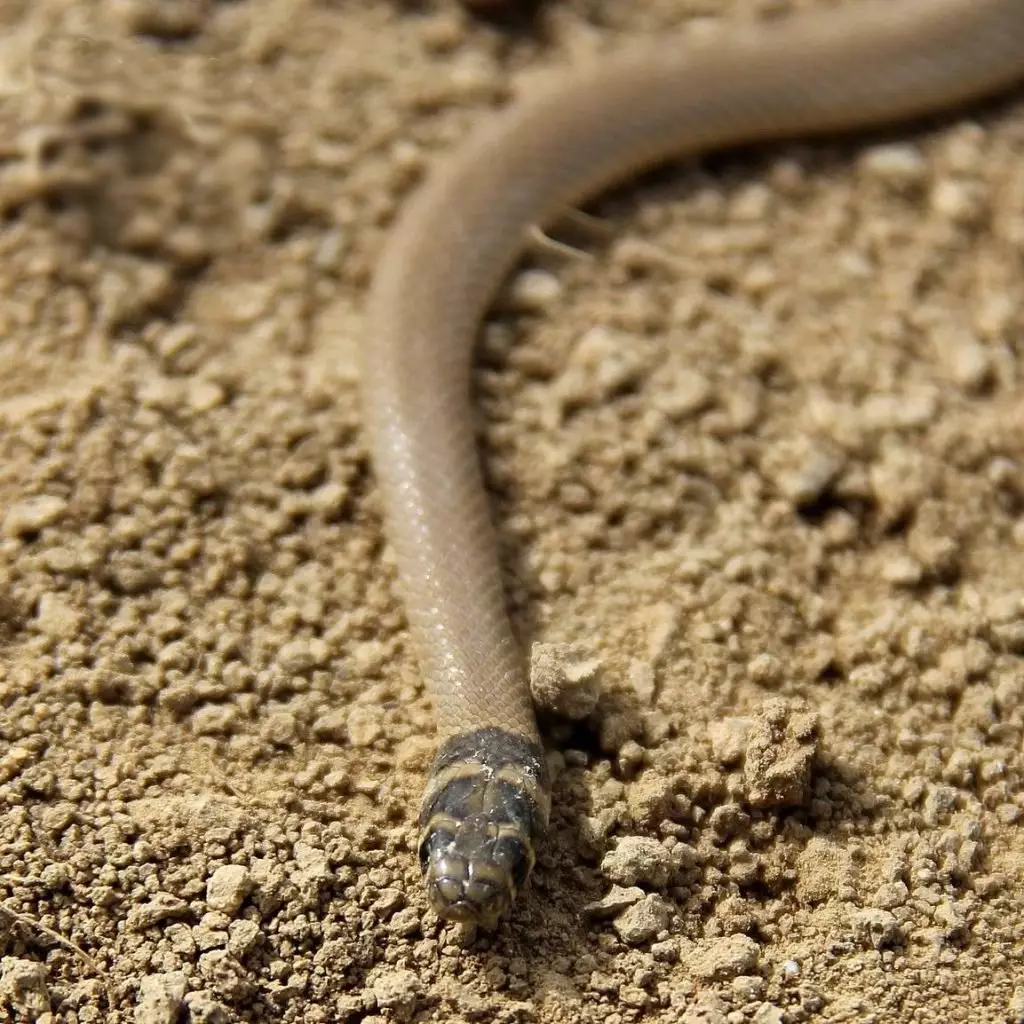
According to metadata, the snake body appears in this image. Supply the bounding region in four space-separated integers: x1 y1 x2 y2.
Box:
359 0 1024 926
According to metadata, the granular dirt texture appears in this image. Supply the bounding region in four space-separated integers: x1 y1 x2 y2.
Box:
1 1 1023 1022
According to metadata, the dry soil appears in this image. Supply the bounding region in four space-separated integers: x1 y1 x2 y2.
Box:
1 1 1023 1022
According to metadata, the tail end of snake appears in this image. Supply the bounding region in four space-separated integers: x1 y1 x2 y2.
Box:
418 728 551 927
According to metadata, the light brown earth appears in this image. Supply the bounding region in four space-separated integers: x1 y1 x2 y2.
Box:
1 1 1023 1021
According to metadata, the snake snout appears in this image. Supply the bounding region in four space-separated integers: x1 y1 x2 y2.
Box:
420 815 531 927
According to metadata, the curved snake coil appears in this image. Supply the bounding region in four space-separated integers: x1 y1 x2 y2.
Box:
359 0 1024 927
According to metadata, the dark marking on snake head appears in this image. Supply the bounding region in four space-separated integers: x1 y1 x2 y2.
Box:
418 727 549 927
492 832 532 890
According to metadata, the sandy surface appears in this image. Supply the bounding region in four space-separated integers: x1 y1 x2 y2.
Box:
1 0 1023 1021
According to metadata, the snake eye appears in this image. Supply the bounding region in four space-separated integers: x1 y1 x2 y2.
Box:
419 824 455 871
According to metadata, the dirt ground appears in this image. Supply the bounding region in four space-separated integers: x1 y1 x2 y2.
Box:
1 0 1023 1021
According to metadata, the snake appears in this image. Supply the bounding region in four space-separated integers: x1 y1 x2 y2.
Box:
358 0 1024 928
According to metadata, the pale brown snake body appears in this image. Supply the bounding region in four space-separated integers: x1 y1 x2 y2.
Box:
359 0 1024 926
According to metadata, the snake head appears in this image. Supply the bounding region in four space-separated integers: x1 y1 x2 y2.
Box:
417 727 551 928
419 813 533 928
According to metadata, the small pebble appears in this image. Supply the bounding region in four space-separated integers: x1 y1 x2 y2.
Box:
881 554 924 586
859 143 928 188
942 331 992 391
530 642 602 719
206 865 253 915
851 908 903 950
583 884 646 920
708 717 753 766
370 968 422 1022
507 268 563 311
613 893 672 945
0 959 51 1017
930 178 985 224
3 495 67 537
694 935 761 980
601 836 674 888
347 705 384 746
312 708 348 743
134 972 187 1024
35 593 82 639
